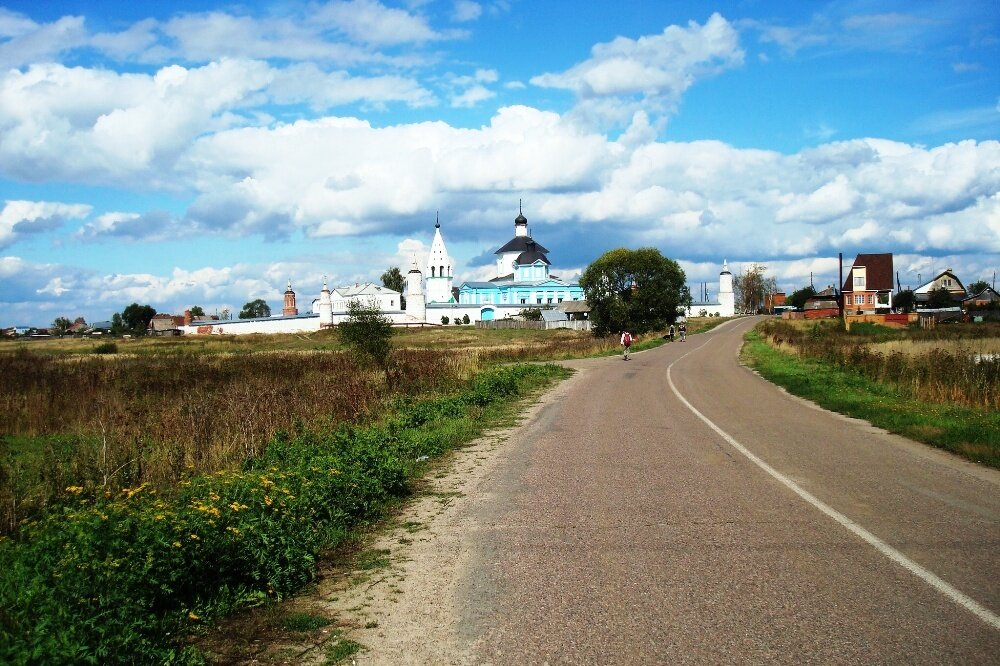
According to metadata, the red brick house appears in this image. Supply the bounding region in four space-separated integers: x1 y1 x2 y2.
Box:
842 253 894 314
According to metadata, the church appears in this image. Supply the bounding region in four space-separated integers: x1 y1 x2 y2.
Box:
406 206 585 324
180 206 585 334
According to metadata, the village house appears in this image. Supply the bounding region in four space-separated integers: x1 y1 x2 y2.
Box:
841 253 894 314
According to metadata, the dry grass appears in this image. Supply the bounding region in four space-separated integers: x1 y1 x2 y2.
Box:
757 319 1000 411
870 337 1000 357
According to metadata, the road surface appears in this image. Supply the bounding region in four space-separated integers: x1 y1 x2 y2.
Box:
351 316 1000 665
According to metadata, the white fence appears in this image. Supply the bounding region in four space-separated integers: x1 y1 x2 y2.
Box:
476 320 591 331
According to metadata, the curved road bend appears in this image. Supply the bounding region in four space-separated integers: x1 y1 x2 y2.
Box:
459 316 1000 664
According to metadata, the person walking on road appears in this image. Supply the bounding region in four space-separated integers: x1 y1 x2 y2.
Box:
621 330 632 360
668 324 675 342
679 321 687 342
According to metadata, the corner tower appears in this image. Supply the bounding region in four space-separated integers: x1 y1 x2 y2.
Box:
282 280 298 316
406 255 426 322
426 213 454 303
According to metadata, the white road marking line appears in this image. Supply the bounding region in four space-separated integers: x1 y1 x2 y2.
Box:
665 343 1000 632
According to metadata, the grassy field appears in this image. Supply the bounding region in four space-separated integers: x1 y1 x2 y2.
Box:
744 320 1000 468
0 321 728 536
0 363 569 664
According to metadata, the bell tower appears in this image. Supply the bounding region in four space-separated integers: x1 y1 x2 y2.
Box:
282 280 298 316
426 212 454 303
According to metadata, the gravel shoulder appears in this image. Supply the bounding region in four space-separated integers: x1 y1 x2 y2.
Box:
251 366 589 665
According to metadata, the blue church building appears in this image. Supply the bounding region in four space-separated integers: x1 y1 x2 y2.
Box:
457 207 585 310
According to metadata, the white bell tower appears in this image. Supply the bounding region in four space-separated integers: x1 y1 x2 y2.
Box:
718 260 735 316
426 213 454 303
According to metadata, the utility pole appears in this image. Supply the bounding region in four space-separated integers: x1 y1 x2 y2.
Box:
838 252 844 319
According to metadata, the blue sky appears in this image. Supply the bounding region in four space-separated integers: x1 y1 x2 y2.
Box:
1 0 997 326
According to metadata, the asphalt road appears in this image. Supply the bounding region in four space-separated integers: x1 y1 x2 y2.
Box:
461 317 1000 665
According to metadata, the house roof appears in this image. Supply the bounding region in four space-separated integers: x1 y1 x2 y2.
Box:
556 300 590 313
334 282 399 297
963 286 1000 303
913 269 966 295
515 248 551 265
540 309 567 322
842 253 894 292
495 236 549 255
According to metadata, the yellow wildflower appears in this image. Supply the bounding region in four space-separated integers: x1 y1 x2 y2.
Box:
65 486 84 494
172 541 182 548
264 495 272 506
189 533 200 541
188 612 199 621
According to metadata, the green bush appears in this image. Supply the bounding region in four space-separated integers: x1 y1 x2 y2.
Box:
0 364 564 664
93 342 118 354
338 301 392 367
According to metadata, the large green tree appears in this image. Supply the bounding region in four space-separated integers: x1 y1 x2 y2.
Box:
189 305 206 318
339 299 393 366
381 266 406 308
121 303 156 336
579 247 686 335
787 285 817 310
239 299 271 319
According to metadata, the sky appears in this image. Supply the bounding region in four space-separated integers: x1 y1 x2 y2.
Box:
1 0 998 327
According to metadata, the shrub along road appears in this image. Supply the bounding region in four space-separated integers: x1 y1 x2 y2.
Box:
348 317 999 664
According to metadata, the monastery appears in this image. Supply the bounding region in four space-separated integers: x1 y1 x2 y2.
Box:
179 207 586 335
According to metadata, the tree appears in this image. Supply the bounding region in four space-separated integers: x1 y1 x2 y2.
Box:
579 247 686 335
239 299 271 319
339 299 393 366
462 314 470 324
111 313 124 336
788 285 817 310
381 266 407 309
894 289 915 313
51 317 72 336
520 307 543 321
189 305 205 317
441 316 450 325
927 286 956 309
968 280 990 295
121 303 156 336
733 264 777 314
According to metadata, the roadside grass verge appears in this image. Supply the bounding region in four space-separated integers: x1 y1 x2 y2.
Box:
0 363 570 665
742 329 1000 468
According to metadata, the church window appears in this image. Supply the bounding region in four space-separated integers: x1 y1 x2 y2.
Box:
440 265 444 278
536 296 542 304
520 298 526 304
431 266 436 277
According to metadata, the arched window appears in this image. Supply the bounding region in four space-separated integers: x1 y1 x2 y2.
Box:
431 266 436 277
440 265 444 278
